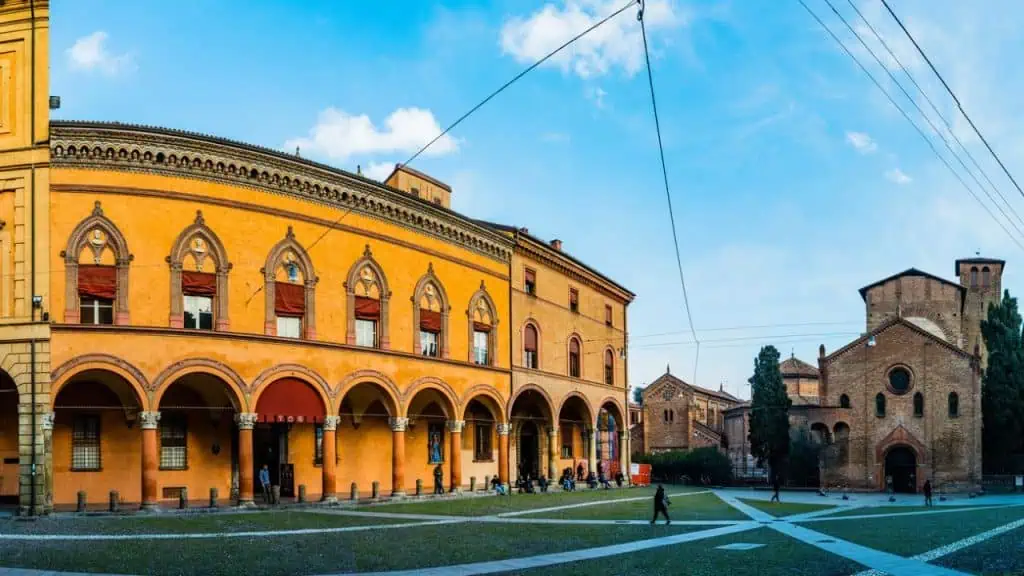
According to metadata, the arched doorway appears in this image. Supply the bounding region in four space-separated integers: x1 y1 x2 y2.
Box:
518 421 539 479
337 379 400 496
557 394 593 479
0 371 17 504
597 399 626 479
462 393 502 489
253 377 327 500
885 446 917 493
405 384 457 492
508 387 554 483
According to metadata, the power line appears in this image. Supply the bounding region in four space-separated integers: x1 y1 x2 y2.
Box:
795 0 1024 252
638 0 701 385
880 0 1024 207
401 0 638 168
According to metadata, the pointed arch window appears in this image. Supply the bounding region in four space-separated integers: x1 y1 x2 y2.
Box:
524 323 539 369
569 336 581 378
263 227 317 339
62 201 132 325
412 264 449 358
468 282 499 366
604 349 614 385
345 244 390 349
168 211 231 331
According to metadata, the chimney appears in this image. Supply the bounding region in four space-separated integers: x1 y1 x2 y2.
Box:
550 239 562 251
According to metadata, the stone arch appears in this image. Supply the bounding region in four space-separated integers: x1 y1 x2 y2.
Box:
344 244 392 348
556 391 595 427
507 383 556 423
460 385 507 424
597 396 626 430
466 281 500 366
50 354 151 409
250 364 332 414
151 359 248 412
567 332 583 379
262 227 318 339
403 377 459 420
336 370 401 418
810 422 832 445
60 201 133 324
411 263 450 358
167 210 233 330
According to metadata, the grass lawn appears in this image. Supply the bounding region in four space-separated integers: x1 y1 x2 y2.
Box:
507 528 861 576
523 492 747 522
809 505 1024 557
936 524 1024 575
737 498 836 518
0 521 703 575
0 511 412 535
374 485 678 516
819 505 994 518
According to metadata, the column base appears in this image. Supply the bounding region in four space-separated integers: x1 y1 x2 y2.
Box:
391 490 407 498
321 495 338 504
139 502 161 513
449 487 461 494
236 499 257 509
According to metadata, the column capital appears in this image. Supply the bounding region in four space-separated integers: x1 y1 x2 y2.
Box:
547 425 559 436
139 411 161 430
447 420 465 433
618 429 628 439
389 417 409 432
40 412 55 431
323 415 341 431
235 412 259 430
497 423 512 436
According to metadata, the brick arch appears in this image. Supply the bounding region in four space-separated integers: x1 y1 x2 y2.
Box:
151 358 248 412
167 210 233 330
49 354 150 410
597 396 626 430
250 364 332 414
336 369 401 417
466 281 500 366
403 376 459 419
556 391 594 426
411 263 450 357
60 201 133 324
262 226 318 338
460 385 507 424
344 244 392 348
507 383 555 422
875 424 928 490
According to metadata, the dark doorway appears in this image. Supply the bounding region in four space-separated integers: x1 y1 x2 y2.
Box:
517 421 539 480
885 446 917 493
253 423 291 496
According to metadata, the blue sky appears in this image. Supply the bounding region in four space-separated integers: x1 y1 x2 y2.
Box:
52 1 1024 399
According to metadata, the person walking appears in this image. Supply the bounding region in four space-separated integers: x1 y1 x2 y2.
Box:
433 464 445 495
923 479 933 507
770 472 781 503
259 464 272 504
650 484 671 525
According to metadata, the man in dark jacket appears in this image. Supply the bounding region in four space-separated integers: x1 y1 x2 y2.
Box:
923 479 933 507
770 473 781 503
651 484 671 525
433 464 444 494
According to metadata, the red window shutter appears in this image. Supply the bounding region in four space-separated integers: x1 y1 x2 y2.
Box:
274 282 305 315
78 265 117 299
420 309 442 332
570 289 578 305
473 321 491 333
182 271 217 296
570 338 580 355
354 296 380 320
525 268 536 284
605 349 613 368
524 325 538 351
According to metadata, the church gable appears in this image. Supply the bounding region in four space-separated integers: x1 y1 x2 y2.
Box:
823 317 974 367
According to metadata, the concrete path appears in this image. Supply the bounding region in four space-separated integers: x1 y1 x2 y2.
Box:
496 490 708 517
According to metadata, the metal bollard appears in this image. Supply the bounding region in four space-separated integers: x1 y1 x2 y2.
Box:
470 476 476 492
77 491 87 513
371 481 380 499
485 475 491 491
416 479 423 496
179 488 189 510
209 487 218 508
272 485 281 505
298 484 307 504
109 490 119 513
350 482 358 501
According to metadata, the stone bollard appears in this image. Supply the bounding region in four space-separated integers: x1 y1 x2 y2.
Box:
77 491 87 513
209 488 219 508
109 490 119 513
298 484 307 504
416 479 423 496
272 485 281 505
371 481 379 499
470 477 476 492
350 482 358 501
179 488 189 510
485 475 491 491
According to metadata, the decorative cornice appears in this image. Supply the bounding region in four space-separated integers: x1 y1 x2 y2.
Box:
50 122 512 262
514 234 634 303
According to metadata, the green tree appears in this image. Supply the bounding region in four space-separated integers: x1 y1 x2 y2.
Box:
632 385 645 406
748 345 792 477
981 290 1024 473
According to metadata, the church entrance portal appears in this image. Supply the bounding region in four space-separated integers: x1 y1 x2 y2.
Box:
885 446 917 493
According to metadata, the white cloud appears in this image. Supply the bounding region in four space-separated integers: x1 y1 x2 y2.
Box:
364 162 395 182
885 168 912 184
66 31 134 76
845 131 878 154
285 107 457 161
500 0 687 78
585 86 608 108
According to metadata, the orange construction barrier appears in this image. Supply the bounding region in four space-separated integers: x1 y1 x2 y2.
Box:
630 463 651 486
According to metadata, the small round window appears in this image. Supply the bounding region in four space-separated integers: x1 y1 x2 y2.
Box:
888 367 911 395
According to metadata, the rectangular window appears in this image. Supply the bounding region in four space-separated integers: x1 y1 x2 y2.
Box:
524 350 537 369
183 295 214 330
473 330 488 365
80 297 114 325
160 413 188 470
561 424 573 458
277 315 301 338
605 363 614 385
569 288 579 313
355 319 378 347
474 422 493 461
71 414 101 471
314 424 324 466
420 330 439 357
524 268 536 295
605 305 613 326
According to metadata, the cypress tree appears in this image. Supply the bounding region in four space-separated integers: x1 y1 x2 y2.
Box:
980 290 1024 473
748 345 792 477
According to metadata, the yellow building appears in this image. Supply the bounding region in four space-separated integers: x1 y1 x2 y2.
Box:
0 1 633 514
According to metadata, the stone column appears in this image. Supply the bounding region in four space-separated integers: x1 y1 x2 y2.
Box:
448 420 464 492
390 417 408 497
547 426 559 480
619 430 629 485
236 413 258 506
322 416 340 502
497 423 511 485
587 427 597 474
40 412 55 513
140 411 161 511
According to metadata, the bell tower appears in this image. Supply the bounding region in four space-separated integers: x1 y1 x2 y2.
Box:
956 257 1004 367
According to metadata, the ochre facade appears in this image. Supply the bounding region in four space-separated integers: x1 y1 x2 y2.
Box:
0 2 633 513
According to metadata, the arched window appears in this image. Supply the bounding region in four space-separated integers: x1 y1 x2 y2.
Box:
913 392 924 417
168 211 231 331
833 422 851 465
982 266 991 288
62 201 132 325
468 282 499 366
888 366 912 395
875 393 886 417
412 264 449 358
948 392 959 417
523 323 539 369
345 244 391 349
263 226 317 339
568 336 582 378
663 409 668 423
839 394 851 409
604 349 614 385
970 266 978 288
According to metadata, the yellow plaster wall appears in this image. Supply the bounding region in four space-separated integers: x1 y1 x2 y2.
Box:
154 413 233 502
52 410 142 505
337 415 392 494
